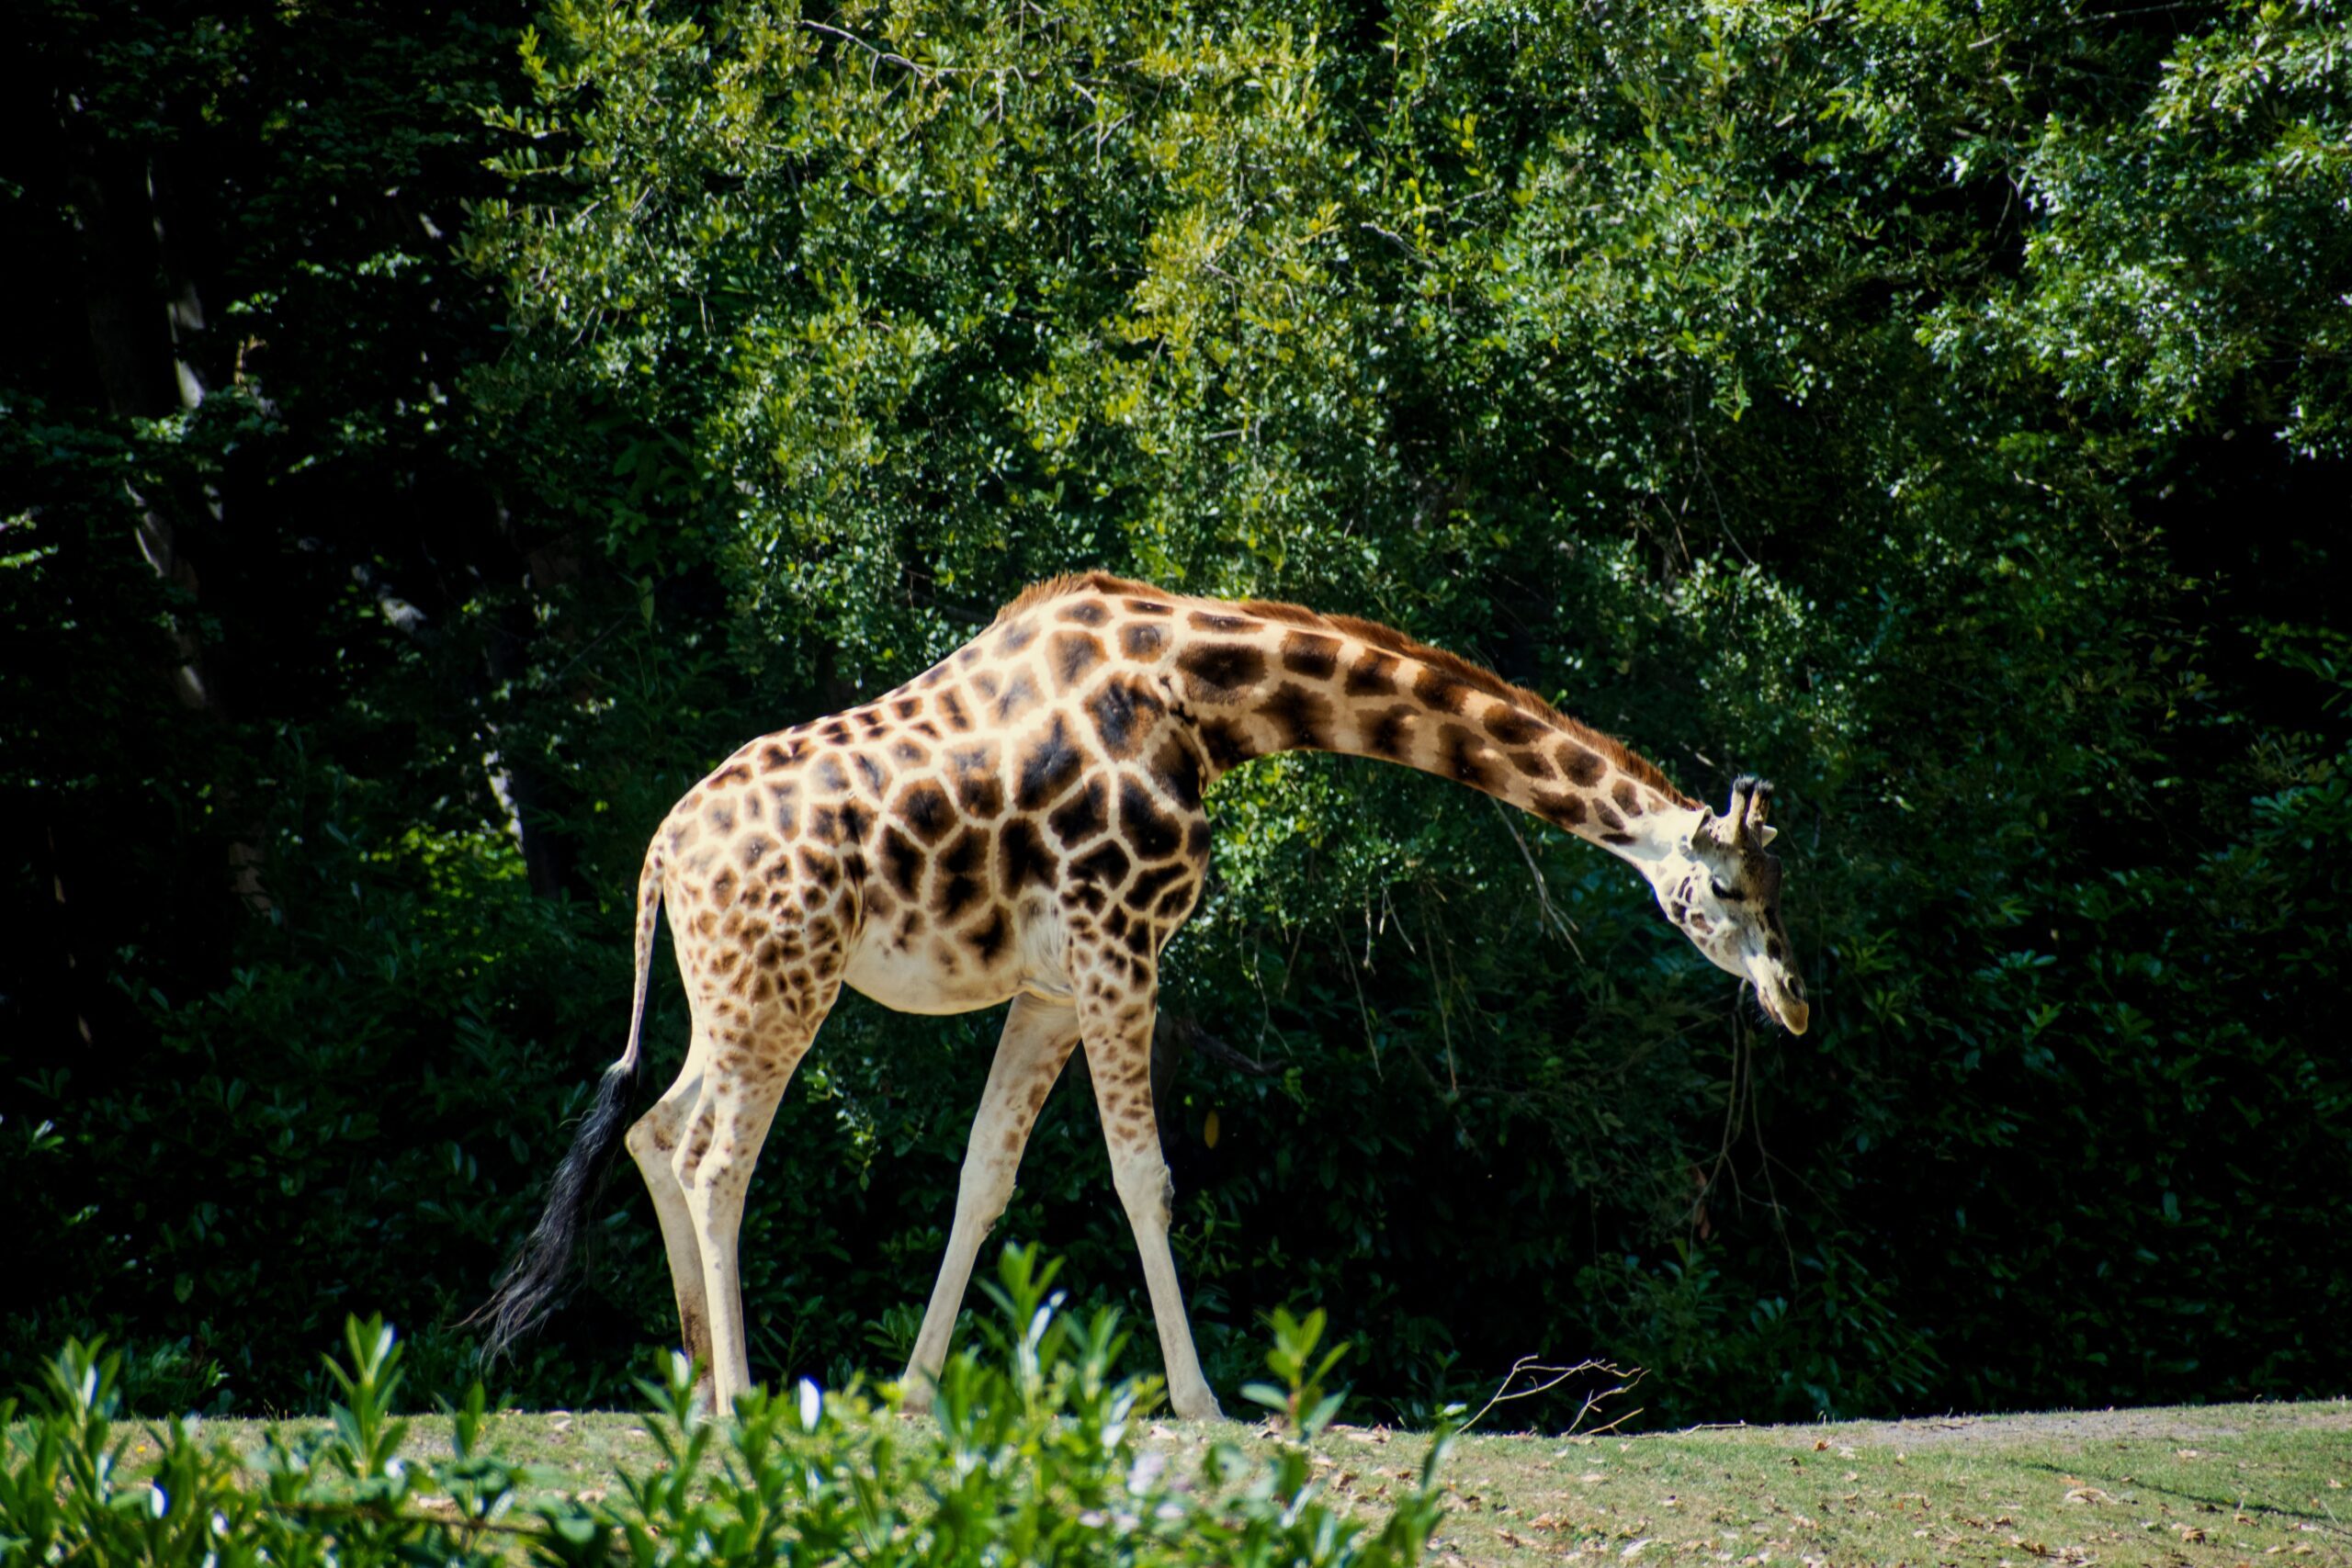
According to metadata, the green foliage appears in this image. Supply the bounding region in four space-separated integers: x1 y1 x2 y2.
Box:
1932 0 2352 457
0 751 642 1409
1240 1308 1351 1439
0 1261 1451 1567
6 0 2348 1431
0 1319 545 1568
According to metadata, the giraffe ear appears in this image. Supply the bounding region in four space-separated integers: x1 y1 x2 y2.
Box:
1757 823 1780 848
1729 776 1775 852
1695 808 1732 856
1718 777 1758 852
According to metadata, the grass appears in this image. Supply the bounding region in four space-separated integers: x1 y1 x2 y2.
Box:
115 1397 2351 1566
1413 1402 2352 1566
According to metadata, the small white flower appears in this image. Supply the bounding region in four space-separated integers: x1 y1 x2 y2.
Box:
385 1457 406 1480
797 1377 822 1432
149 1483 169 1517
1125 1451 1167 1495
211 1510 230 1537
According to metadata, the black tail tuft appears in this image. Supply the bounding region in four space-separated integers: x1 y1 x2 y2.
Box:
469 1055 644 1361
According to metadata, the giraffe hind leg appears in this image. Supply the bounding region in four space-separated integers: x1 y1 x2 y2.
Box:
673 965 840 1408
625 1028 714 1385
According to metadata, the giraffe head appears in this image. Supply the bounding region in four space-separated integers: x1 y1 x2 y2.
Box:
1652 777 1809 1034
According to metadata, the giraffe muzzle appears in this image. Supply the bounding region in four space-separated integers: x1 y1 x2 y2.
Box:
1763 971 1810 1035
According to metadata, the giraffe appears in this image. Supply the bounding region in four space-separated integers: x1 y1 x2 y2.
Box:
475 572 1808 1421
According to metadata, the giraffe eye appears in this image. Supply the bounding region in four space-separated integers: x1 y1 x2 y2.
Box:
1711 878 1740 902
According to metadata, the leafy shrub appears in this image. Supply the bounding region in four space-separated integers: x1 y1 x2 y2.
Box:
0 1247 1451 1567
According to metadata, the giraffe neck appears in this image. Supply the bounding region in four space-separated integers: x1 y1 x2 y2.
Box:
1156 598 1703 870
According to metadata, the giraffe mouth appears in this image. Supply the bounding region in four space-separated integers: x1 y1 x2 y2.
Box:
1759 976 1809 1035
1747 962 1810 1035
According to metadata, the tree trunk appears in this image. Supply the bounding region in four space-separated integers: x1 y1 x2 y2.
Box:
60 88 267 909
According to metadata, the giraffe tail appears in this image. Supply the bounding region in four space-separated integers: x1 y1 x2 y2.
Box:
616 833 665 1077
469 837 665 1361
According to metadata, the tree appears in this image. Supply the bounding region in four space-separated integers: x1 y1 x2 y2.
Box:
4 0 2345 1421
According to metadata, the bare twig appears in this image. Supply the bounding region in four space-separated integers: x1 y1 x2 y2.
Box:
797 18 927 80
552 610 639 684
797 18 1038 85
1415 897 1459 1096
1333 914 1385 1081
1358 221 1430 265
1461 1355 1645 1435
1155 1012 1277 1077
1492 799 1583 959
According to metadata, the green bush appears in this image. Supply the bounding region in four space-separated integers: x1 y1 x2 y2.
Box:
0 1248 1450 1567
9 0 2350 1432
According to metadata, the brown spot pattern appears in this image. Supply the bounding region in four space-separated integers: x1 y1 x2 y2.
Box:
1177 641 1265 696
1049 629 1106 690
1344 649 1400 697
1562 746 1606 786
1047 776 1110 846
1263 682 1333 750
1016 714 1086 810
1089 677 1161 761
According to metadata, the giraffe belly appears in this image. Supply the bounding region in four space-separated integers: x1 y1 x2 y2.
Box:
838 901 1073 1017
840 936 1018 1015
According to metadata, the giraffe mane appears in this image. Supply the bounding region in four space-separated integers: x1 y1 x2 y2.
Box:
995 573 1696 807
998 571 1169 617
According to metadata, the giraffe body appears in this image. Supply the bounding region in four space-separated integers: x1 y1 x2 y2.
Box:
480 573 1807 1419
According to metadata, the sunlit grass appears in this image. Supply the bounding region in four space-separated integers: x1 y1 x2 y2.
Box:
116 1397 2350 1566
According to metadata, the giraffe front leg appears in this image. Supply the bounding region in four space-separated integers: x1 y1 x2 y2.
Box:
902 993 1081 1411
1078 979 1225 1422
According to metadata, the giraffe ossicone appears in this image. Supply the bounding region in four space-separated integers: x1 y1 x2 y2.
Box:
475 572 1808 1420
